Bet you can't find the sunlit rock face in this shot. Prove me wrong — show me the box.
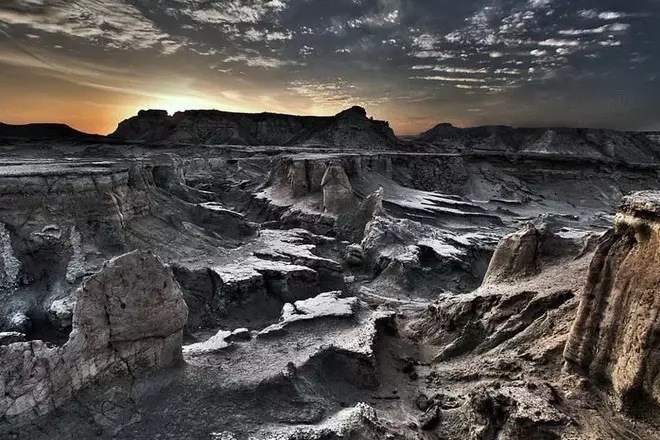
[0,250,187,427]
[564,191,660,409]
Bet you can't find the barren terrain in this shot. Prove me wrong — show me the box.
[2,107,660,439]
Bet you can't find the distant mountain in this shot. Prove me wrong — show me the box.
[110,106,399,150]
[412,123,660,164]
[0,122,97,140]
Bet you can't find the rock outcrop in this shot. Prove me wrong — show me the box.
[0,155,254,337]
[258,291,358,337]
[483,221,596,284]
[564,191,660,409]
[359,214,498,296]
[406,221,598,362]
[0,250,188,428]
[321,163,355,214]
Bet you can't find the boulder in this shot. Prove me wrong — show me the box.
[483,224,541,283]
[258,292,358,338]
[336,187,385,242]
[5,312,30,334]
[344,243,365,266]
[183,330,233,356]
[47,296,76,331]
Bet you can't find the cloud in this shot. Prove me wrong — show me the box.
[0,0,656,131]
[558,23,630,35]
[579,10,631,20]
[171,0,289,24]
[538,39,581,47]
[528,0,552,7]
[0,1,182,54]
[347,9,400,29]
[411,76,488,83]
[288,79,388,109]
[243,28,293,41]
[224,53,302,68]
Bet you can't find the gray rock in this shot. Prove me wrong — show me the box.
[344,244,364,266]
[0,332,25,346]
[258,292,358,338]
[227,327,251,341]
[47,296,75,331]
[321,164,355,214]
[0,250,188,425]
[6,312,30,334]
[183,330,233,356]
[111,106,398,150]
[418,404,440,431]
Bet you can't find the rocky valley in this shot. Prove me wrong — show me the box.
[2,106,660,440]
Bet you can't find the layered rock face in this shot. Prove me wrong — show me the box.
[111,106,398,150]
[407,221,592,361]
[0,155,254,337]
[564,191,660,409]
[0,250,188,428]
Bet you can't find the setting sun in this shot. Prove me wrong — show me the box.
[144,96,221,115]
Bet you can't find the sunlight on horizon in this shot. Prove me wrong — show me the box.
[142,95,225,115]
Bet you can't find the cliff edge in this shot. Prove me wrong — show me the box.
[564,191,660,410]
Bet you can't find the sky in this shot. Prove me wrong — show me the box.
[0,0,659,135]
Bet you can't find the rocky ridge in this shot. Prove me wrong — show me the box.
[413,123,660,164]
[0,122,98,140]
[111,106,399,150]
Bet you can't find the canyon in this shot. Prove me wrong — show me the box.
[1,106,660,439]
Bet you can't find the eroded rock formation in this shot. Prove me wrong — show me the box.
[484,221,596,284]
[0,250,187,428]
[414,123,660,163]
[321,163,355,214]
[564,191,660,409]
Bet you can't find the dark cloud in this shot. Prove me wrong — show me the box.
[0,0,659,133]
